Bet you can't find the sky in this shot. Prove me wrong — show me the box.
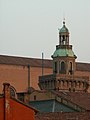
[0,0,90,63]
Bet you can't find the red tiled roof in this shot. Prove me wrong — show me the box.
[66,92,90,110]
[0,55,90,71]
[0,55,52,68]
[52,91,90,110]
[35,112,90,120]
[76,62,90,71]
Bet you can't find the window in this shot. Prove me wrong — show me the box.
[73,88,75,92]
[10,87,16,98]
[69,62,73,75]
[34,95,36,100]
[69,88,71,92]
[17,93,24,102]
[63,35,65,41]
[60,61,66,74]
[53,62,57,73]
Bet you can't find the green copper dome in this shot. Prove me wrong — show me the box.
[52,48,75,58]
[59,21,69,33]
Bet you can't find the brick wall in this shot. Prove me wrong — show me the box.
[0,63,90,94]
[75,70,90,92]
[0,64,52,93]
[0,98,4,120]
[10,99,35,120]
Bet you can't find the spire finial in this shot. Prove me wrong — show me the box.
[63,18,65,25]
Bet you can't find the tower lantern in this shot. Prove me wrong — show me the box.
[59,20,69,45]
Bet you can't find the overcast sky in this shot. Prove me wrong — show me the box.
[0,0,90,63]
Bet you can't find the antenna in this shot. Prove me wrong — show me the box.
[42,52,44,76]
[28,64,30,93]
[63,12,66,24]
[63,12,65,20]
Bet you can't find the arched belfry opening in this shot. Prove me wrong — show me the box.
[60,61,66,74]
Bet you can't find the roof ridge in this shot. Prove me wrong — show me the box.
[0,54,52,61]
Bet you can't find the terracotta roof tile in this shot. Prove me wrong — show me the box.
[0,55,52,68]
[67,92,90,110]
[52,91,90,110]
[76,62,90,71]
[35,112,90,120]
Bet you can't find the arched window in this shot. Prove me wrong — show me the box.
[10,86,16,98]
[60,61,66,74]
[53,62,57,73]
[70,62,72,70]
[69,62,73,75]
[62,35,65,41]
[65,35,69,45]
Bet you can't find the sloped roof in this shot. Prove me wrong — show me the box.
[35,112,90,120]
[12,97,38,113]
[52,48,75,58]
[0,95,38,113]
[59,21,69,33]
[0,55,52,68]
[29,99,77,113]
[66,92,90,111]
[52,91,90,111]
[0,55,89,71]
[76,62,90,71]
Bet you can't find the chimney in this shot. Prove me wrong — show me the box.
[3,83,12,120]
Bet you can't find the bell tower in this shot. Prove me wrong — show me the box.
[39,20,89,92]
[52,20,77,75]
